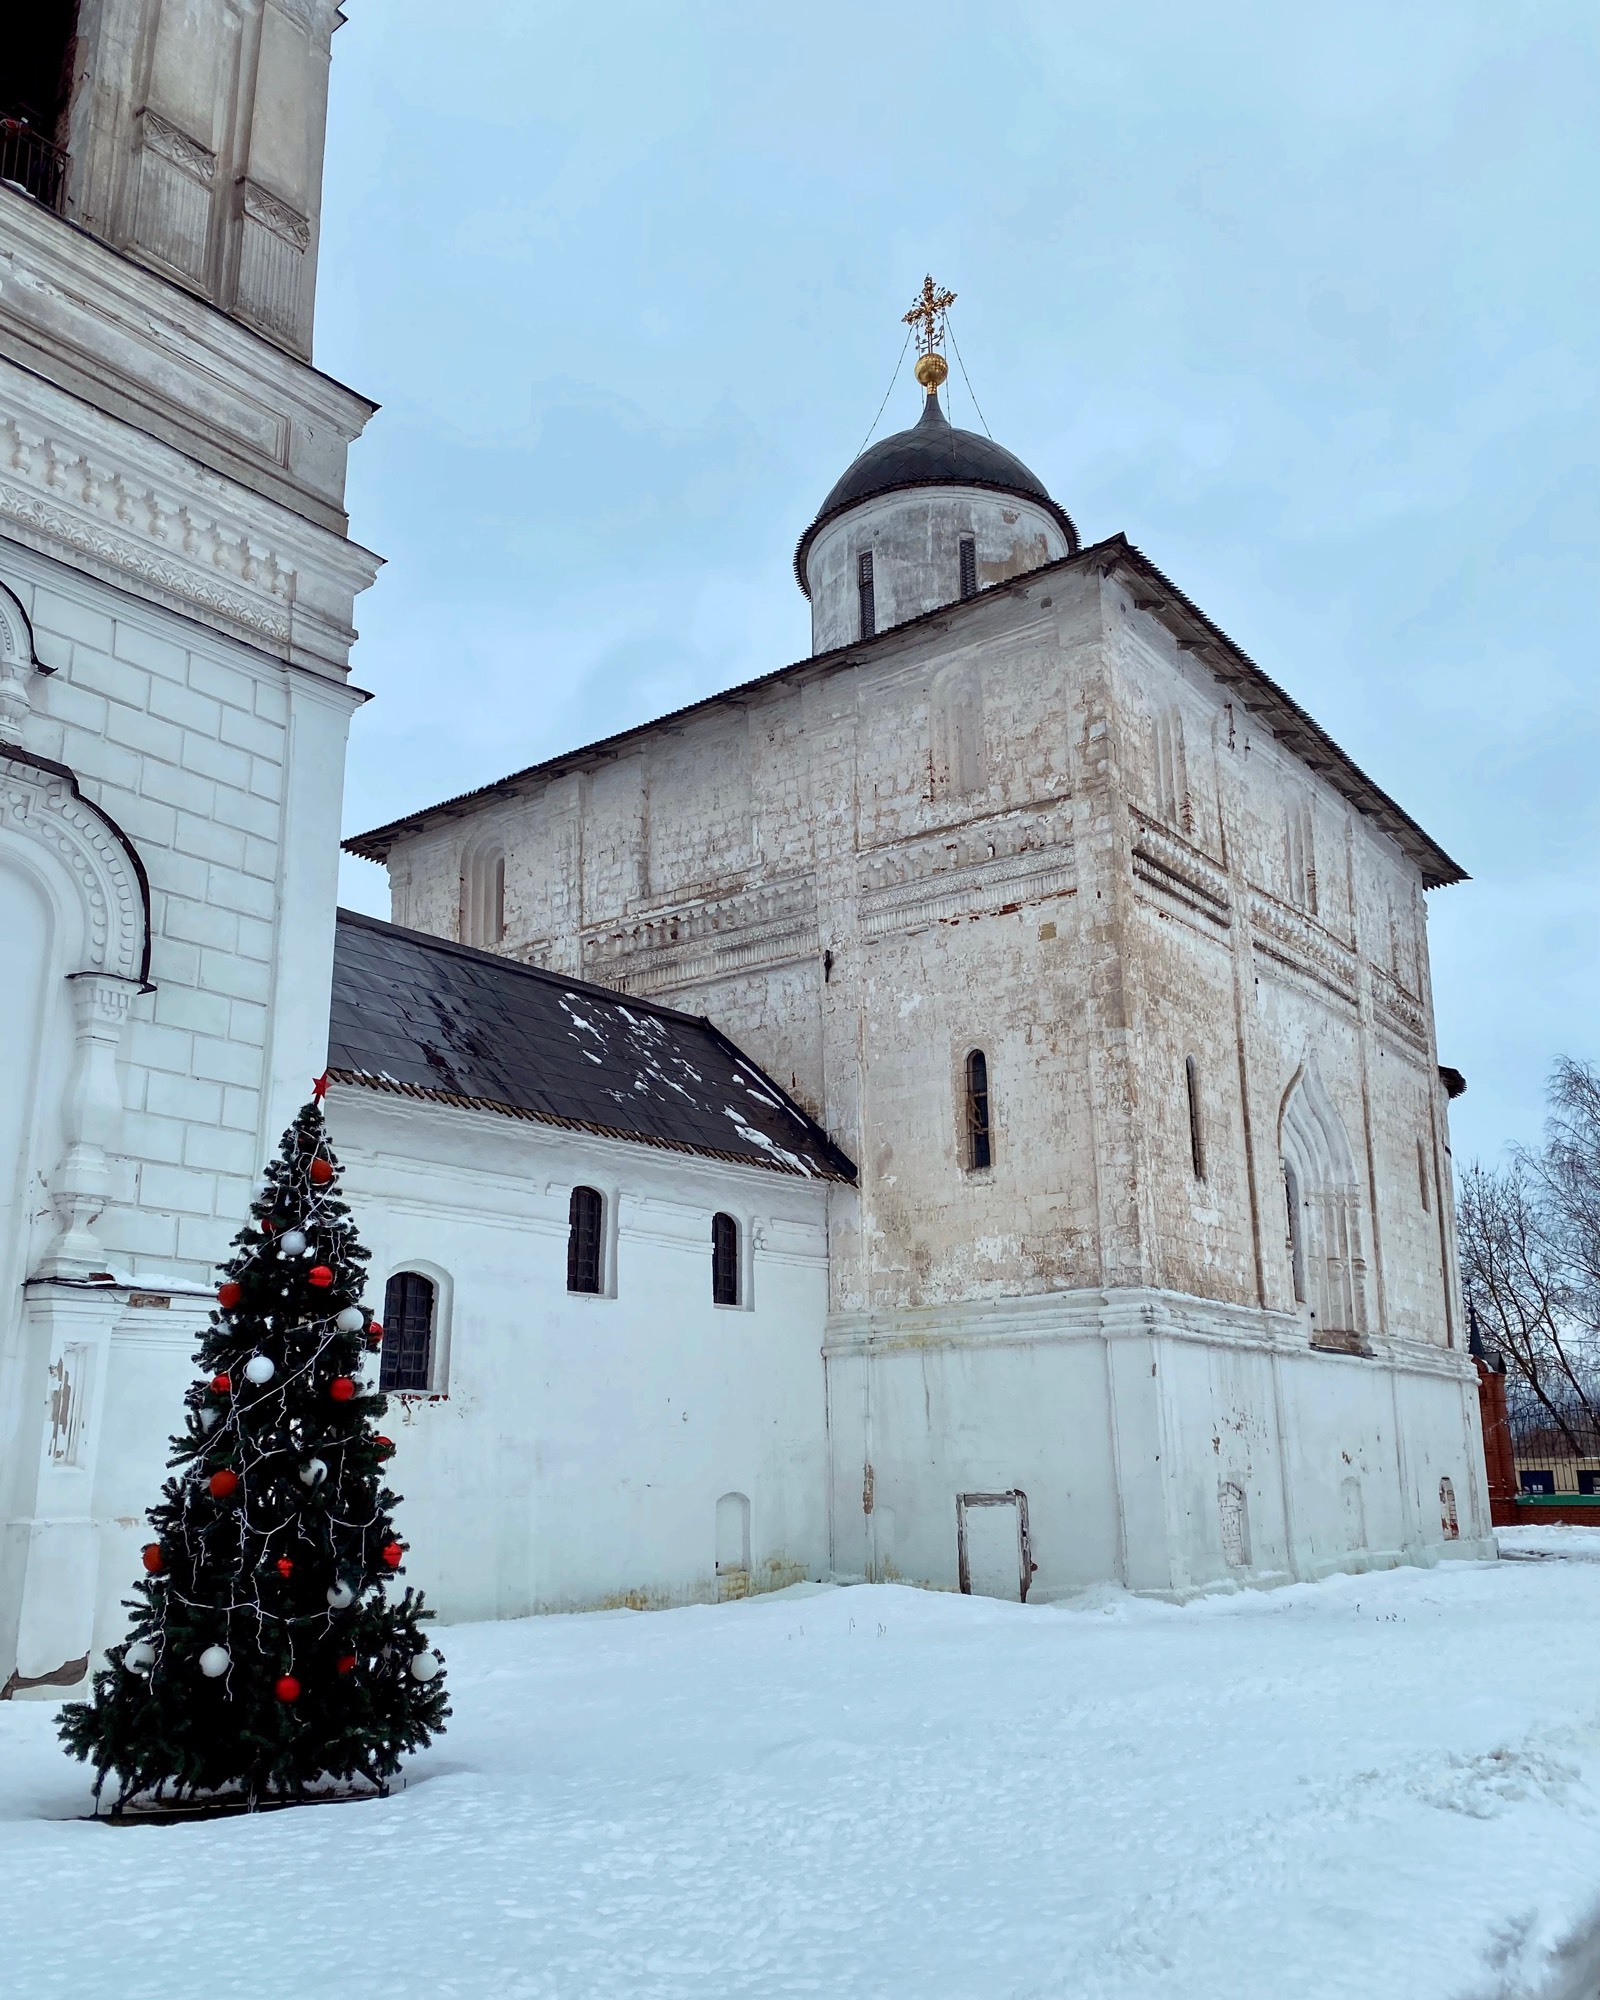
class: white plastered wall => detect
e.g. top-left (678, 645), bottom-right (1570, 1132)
top-left (325, 1087), bottom-right (834, 1622)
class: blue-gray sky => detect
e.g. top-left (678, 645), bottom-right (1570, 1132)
top-left (318, 0), bottom-right (1599, 1169)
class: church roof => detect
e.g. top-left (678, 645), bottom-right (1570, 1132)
top-left (343, 535), bottom-right (1466, 890)
top-left (792, 392), bottom-right (1080, 594)
top-left (326, 909), bottom-right (856, 1181)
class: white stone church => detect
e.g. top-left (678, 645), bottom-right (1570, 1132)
top-left (0, 1), bottom-right (1491, 1698)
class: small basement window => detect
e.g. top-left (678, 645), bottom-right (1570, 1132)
top-left (711, 1211), bottom-right (740, 1307)
top-left (567, 1186), bottom-right (604, 1294)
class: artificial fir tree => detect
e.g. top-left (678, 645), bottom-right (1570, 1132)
top-left (60, 1079), bottom-right (448, 1809)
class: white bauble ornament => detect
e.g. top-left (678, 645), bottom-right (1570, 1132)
top-left (279, 1229), bottom-right (308, 1256)
top-left (326, 1580), bottom-right (356, 1609)
top-left (334, 1306), bottom-right (364, 1334)
top-left (198, 1644), bottom-right (231, 1678)
top-left (123, 1640), bottom-right (157, 1674)
top-left (243, 1354), bottom-right (276, 1385)
top-left (298, 1457), bottom-right (328, 1488)
top-left (409, 1649), bottom-right (441, 1682)
top-left (198, 1408), bottom-right (219, 1431)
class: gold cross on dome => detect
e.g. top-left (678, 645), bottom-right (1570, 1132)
top-left (903, 274), bottom-right (956, 356)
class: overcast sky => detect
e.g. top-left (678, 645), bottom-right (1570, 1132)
top-left (317, 0), bottom-right (1598, 1169)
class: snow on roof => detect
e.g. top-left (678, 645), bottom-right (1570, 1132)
top-left (326, 910), bottom-right (855, 1182)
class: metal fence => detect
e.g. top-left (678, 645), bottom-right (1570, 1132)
top-left (0, 117), bottom-right (68, 212)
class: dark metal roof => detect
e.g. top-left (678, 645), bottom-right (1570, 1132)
top-left (343, 533), bottom-right (1465, 891)
top-left (793, 392), bottom-right (1080, 595)
top-left (327, 909), bottom-right (856, 1181)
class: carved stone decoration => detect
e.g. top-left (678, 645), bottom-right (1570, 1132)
top-left (0, 413), bottom-right (295, 650)
top-left (133, 113), bottom-right (217, 287)
top-left (36, 973), bottom-right (142, 1279)
top-left (237, 183), bottom-right (311, 348)
top-left (0, 751), bottom-right (149, 984)
top-left (242, 181), bottom-right (310, 251)
top-left (140, 111), bottom-right (217, 186)
top-left (0, 577), bottom-right (41, 747)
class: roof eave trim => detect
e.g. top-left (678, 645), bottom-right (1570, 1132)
top-left (326, 1068), bottom-right (858, 1183)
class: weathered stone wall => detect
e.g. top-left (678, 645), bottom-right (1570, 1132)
top-left (383, 554), bottom-right (1458, 1349)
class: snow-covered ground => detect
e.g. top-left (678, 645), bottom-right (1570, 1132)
top-left (7, 1538), bottom-right (1600, 2000)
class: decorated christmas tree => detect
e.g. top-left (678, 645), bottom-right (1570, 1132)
top-left (60, 1079), bottom-right (448, 1809)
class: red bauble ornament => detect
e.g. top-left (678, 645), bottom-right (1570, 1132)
top-left (275, 1557), bottom-right (294, 1578)
top-left (208, 1468), bottom-right (239, 1500)
top-left (210, 1372), bottom-right (232, 1394)
top-left (141, 1542), bottom-right (164, 1574)
top-left (308, 1265), bottom-right (334, 1288)
top-left (336, 1653), bottom-right (357, 1675)
top-left (381, 1540), bottom-right (404, 1568)
top-left (274, 1674), bottom-right (301, 1703)
top-left (367, 1322), bottom-right (384, 1349)
top-left (308, 1158), bottom-right (334, 1186)
top-left (329, 1375), bottom-right (356, 1402)
top-left (217, 1281), bottom-right (241, 1308)
top-left (375, 1435), bottom-right (395, 1456)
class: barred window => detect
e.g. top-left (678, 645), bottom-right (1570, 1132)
top-left (567, 1186), bottom-right (604, 1294)
top-left (959, 535), bottom-right (977, 601)
top-left (380, 1272), bottom-right (436, 1393)
top-left (858, 550), bottom-right (876, 640)
top-left (964, 1049), bottom-right (992, 1172)
top-left (712, 1211), bottom-right (740, 1307)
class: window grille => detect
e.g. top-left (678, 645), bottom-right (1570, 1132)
top-left (964, 1050), bottom-right (992, 1171)
top-left (380, 1272), bottom-right (436, 1393)
top-left (711, 1212), bottom-right (740, 1306)
top-left (959, 536), bottom-right (977, 601)
top-left (1185, 1055), bottom-right (1205, 1180)
top-left (858, 550), bottom-right (876, 640)
top-left (567, 1186), bottom-right (604, 1294)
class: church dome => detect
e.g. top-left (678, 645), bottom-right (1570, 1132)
top-left (796, 392), bottom-right (1077, 587)
top-left (794, 388), bottom-right (1079, 655)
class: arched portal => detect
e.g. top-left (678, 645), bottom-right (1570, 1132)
top-left (1279, 1056), bottom-right (1370, 1349)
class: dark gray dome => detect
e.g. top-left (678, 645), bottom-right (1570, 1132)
top-left (794, 391), bottom-right (1078, 594)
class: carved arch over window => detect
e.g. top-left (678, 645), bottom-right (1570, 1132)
top-left (0, 747), bottom-right (150, 984)
top-left (1280, 1056), bottom-right (1370, 1348)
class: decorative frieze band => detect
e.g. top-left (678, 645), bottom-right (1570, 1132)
top-left (242, 182), bottom-right (311, 252)
top-left (0, 413), bottom-right (294, 649)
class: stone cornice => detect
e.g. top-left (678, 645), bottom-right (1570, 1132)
top-left (0, 360), bottom-right (379, 676)
top-left (825, 1283), bottom-right (1474, 1382)
top-left (0, 181), bottom-right (374, 536)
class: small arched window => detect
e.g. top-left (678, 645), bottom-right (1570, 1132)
top-left (711, 1211), bottom-right (740, 1307)
top-left (380, 1272), bottom-right (436, 1393)
top-left (958, 535), bottom-right (978, 601)
top-left (857, 549), bottom-right (876, 640)
top-left (567, 1185), bottom-right (604, 1295)
top-left (964, 1050), bottom-right (992, 1172)
top-left (459, 837), bottom-right (506, 948)
top-left (1185, 1055), bottom-right (1205, 1180)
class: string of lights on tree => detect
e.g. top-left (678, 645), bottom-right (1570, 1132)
top-left (60, 1077), bottom-right (449, 1810)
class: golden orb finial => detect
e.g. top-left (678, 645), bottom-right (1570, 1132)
top-left (903, 274), bottom-right (957, 394)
